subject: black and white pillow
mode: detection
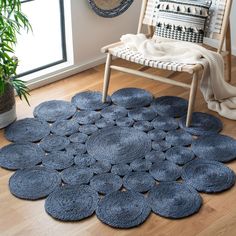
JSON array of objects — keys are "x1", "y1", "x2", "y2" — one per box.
[{"x1": 155, "y1": 0, "x2": 212, "y2": 43}]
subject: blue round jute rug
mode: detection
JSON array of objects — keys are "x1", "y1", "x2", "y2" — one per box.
[
  {"x1": 182, "y1": 159, "x2": 236, "y2": 193},
  {"x1": 42, "y1": 151, "x2": 74, "y2": 171},
  {"x1": 123, "y1": 172, "x2": 156, "y2": 193},
  {"x1": 149, "y1": 160, "x2": 181, "y2": 182},
  {"x1": 61, "y1": 166, "x2": 94, "y2": 185},
  {"x1": 152, "y1": 116, "x2": 179, "y2": 131},
  {"x1": 90, "y1": 173, "x2": 123, "y2": 194},
  {"x1": 128, "y1": 107, "x2": 157, "y2": 121},
  {"x1": 9, "y1": 167, "x2": 61, "y2": 200},
  {"x1": 145, "y1": 150, "x2": 166, "y2": 163},
  {"x1": 0, "y1": 143, "x2": 44, "y2": 170},
  {"x1": 96, "y1": 191, "x2": 151, "y2": 228},
  {"x1": 101, "y1": 105, "x2": 128, "y2": 120},
  {"x1": 147, "y1": 182, "x2": 202, "y2": 219},
  {"x1": 192, "y1": 134, "x2": 236, "y2": 163},
  {"x1": 71, "y1": 91, "x2": 111, "y2": 110},
  {"x1": 111, "y1": 87, "x2": 153, "y2": 109},
  {"x1": 151, "y1": 96, "x2": 188, "y2": 117},
  {"x1": 165, "y1": 130, "x2": 193, "y2": 147},
  {"x1": 45, "y1": 185, "x2": 99, "y2": 221},
  {"x1": 33, "y1": 100, "x2": 76, "y2": 122},
  {"x1": 39, "y1": 135, "x2": 70, "y2": 152},
  {"x1": 5, "y1": 118, "x2": 50, "y2": 142},
  {"x1": 166, "y1": 147, "x2": 195, "y2": 165},
  {"x1": 111, "y1": 163, "x2": 132, "y2": 176},
  {"x1": 51, "y1": 119, "x2": 80, "y2": 136},
  {"x1": 73, "y1": 111, "x2": 101, "y2": 124},
  {"x1": 179, "y1": 112, "x2": 223, "y2": 136},
  {"x1": 2, "y1": 88, "x2": 236, "y2": 227},
  {"x1": 86, "y1": 127, "x2": 152, "y2": 164}
]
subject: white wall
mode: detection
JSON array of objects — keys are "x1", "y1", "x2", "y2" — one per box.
[
  {"x1": 230, "y1": 1, "x2": 236, "y2": 55},
  {"x1": 70, "y1": 0, "x2": 142, "y2": 67}
]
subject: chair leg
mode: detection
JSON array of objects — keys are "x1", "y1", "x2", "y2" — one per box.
[
  {"x1": 102, "y1": 53, "x2": 112, "y2": 103},
  {"x1": 186, "y1": 72, "x2": 199, "y2": 127},
  {"x1": 225, "y1": 23, "x2": 232, "y2": 83}
]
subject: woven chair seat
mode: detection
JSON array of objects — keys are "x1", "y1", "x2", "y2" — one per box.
[{"x1": 109, "y1": 44, "x2": 203, "y2": 73}]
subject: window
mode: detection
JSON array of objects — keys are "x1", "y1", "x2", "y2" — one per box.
[{"x1": 16, "y1": 0, "x2": 66, "y2": 77}]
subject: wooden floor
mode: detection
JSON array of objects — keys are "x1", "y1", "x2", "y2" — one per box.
[{"x1": 1, "y1": 58, "x2": 236, "y2": 236}]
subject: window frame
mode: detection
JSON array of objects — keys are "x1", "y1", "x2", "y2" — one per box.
[{"x1": 17, "y1": 0, "x2": 67, "y2": 78}]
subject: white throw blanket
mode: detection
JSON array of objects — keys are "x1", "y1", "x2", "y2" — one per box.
[{"x1": 120, "y1": 34, "x2": 236, "y2": 120}]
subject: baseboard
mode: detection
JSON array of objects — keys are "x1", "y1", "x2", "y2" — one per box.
[{"x1": 27, "y1": 55, "x2": 107, "y2": 91}]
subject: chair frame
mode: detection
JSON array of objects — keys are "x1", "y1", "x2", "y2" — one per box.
[{"x1": 101, "y1": 0, "x2": 233, "y2": 127}]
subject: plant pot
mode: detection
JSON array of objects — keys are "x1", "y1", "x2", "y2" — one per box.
[{"x1": 0, "y1": 84, "x2": 16, "y2": 129}]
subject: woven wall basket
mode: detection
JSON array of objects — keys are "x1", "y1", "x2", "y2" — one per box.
[
  {"x1": 87, "y1": 0, "x2": 134, "y2": 18},
  {"x1": 0, "y1": 84, "x2": 16, "y2": 129}
]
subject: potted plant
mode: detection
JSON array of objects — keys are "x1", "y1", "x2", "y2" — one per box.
[{"x1": 0, "y1": 0, "x2": 31, "y2": 128}]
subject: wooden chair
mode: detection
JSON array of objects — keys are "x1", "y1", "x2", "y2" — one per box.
[{"x1": 101, "y1": 0, "x2": 233, "y2": 127}]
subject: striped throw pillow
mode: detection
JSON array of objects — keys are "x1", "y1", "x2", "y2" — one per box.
[{"x1": 155, "y1": 0, "x2": 212, "y2": 43}]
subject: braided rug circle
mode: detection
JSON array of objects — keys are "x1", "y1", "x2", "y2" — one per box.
[
  {"x1": 39, "y1": 135, "x2": 70, "y2": 152},
  {"x1": 51, "y1": 119, "x2": 80, "y2": 136},
  {"x1": 166, "y1": 147, "x2": 195, "y2": 165},
  {"x1": 73, "y1": 111, "x2": 101, "y2": 124},
  {"x1": 152, "y1": 116, "x2": 179, "y2": 131},
  {"x1": 9, "y1": 167, "x2": 61, "y2": 200},
  {"x1": 116, "y1": 117, "x2": 134, "y2": 127},
  {"x1": 90, "y1": 173, "x2": 123, "y2": 194},
  {"x1": 149, "y1": 160, "x2": 181, "y2": 181},
  {"x1": 0, "y1": 143, "x2": 44, "y2": 170},
  {"x1": 61, "y1": 166, "x2": 94, "y2": 185},
  {"x1": 130, "y1": 159, "x2": 152, "y2": 172},
  {"x1": 101, "y1": 105, "x2": 128, "y2": 120},
  {"x1": 151, "y1": 96, "x2": 188, "y2": 117},
  {"x1": 145, "y1": 150, "x2": 166, "y2": 163},
  {"x1": 86, "y1": 127, "x2": 152, "y2": 164},
  {"x1": 165, "y1": 129, "x2": 193, "y2": 146},
  {"x1": 74, "y1": 154, "x2": 96, "y2": 167},
  {"x1": 179, "y1": 112, "x2": 223, "y2": 136},
  {"x1": 148, "y1": 129, "x2": 166, "y2": 141},
  {"x1": 147, "y1": 182, "x2": 202, "y2": 219},
  {"x1": 192, "y1": 134, "x2": 236, "y2": 163},
  {"x1": 123, "y1": 172, "x2": 156, "y2": 193},
  {"x1": 95, "y1": 118, "x2": 115, "y2": 128},
  {"x1": 71, "y1": 91, "x2": 111, "y2": 110},
  {"x1": 69, "y1": 133, "x2": 88, "y2": 143},
  {"x1": 33, "y1": 100, "x2": 76, "y2": 122},
  {"x1": 45, "y1": 185, "x2": 99, "y2": 221},
  {"x1": 5, "y1": 118, "x2": 50, "y2": 142},
  {"x1": 111, "y1": 163, "x2": 132, "y2": 176},
  {"x1": 128, "y1": 107, "x2": 157, "y2": 121},
  {"x1": 182, "y1": 159, "x2": 236, "y2": 193},
  {"x1": 111, "y1": 87, "x2": 153, "y2": 109},
  {"x1": 96, "y1": 191, "x2": 151, "y2": 228},
  {"x1": 42, "y1": 151, "x2": 74, "y2": 171}
]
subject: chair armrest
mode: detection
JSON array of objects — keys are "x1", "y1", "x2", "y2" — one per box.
[{"x1": 101, "y1": 41, "x2": 123, "y2": 53}]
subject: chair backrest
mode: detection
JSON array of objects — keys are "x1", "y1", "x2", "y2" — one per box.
[{"x1": 139, "y1": 0, "x2": 233, "y2": 51}]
